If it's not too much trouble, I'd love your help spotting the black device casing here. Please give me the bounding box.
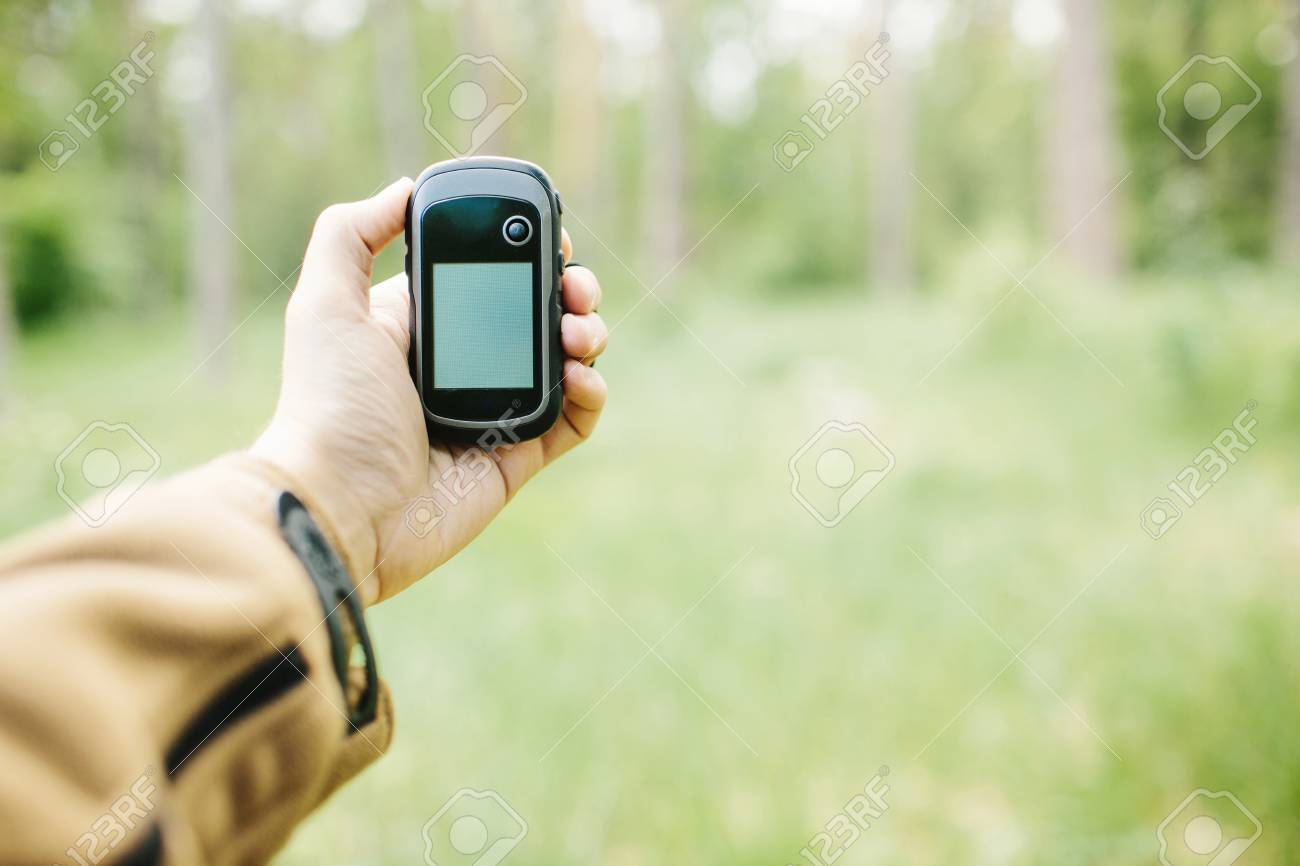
[405,157,565,444]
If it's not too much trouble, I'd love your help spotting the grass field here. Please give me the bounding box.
[4,265,1300,865]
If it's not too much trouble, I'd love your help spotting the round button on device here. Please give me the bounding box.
[503,215,533,246]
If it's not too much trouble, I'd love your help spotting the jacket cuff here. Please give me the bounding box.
[274,491,380,730]
[239,453,380,604]
[213,454,385,729]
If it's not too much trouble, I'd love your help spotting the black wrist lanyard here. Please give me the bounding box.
[275,491,379,732]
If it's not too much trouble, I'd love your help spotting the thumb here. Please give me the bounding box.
[297,176,413,309]
[369,272,412,354]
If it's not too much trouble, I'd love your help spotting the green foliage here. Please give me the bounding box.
[0,0,1295,326]
[6,208,84,327]
[1109,0,1289,268]
[0,3,1298,860]
[4,275,1298,864]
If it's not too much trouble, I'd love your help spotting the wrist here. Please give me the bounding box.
[248,424,380,605]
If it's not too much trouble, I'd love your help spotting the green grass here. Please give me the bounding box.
[4,268,1300,865]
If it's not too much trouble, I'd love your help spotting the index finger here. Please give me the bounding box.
[561,266,601,315]
[558,227,601,313]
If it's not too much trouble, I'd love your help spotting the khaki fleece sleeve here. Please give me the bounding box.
[0,453,392,866]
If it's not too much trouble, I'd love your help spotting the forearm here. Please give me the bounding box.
[0,454,389,866]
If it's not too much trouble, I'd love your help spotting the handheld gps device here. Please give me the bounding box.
[406,157,565,443]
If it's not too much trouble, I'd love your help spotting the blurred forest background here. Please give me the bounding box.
[1,0,1297,350]
[3,1,1300,865]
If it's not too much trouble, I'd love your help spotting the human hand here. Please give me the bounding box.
[252,177,608,603]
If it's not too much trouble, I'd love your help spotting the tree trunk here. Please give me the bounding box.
[0,240,11,417]
[868,21,913,295]
[184,0,235,379]
[458,0,482,55]
[126,3,164,314]
[371,0,421,178]
[456,0,521,156]
[550,0,601,218]
[1277,3,1300,263]
[642,0,689,284]
[1048,0,1124,279]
